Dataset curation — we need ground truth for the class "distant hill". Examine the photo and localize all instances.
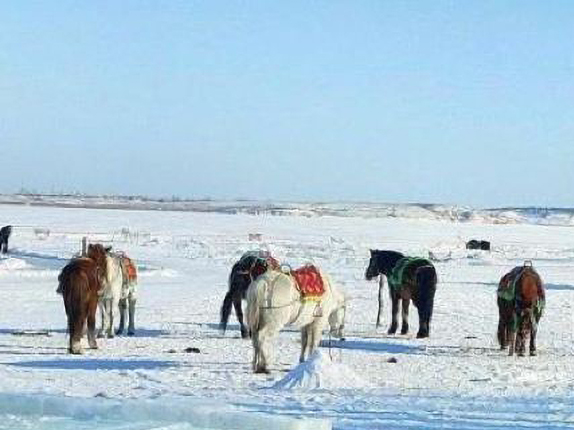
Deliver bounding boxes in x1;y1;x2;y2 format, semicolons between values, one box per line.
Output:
0;193;572;226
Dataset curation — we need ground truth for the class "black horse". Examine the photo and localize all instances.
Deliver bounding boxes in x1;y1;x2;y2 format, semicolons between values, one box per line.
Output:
466;240;491;251
365;249;437;338
220;252;279;338
0;225;12;254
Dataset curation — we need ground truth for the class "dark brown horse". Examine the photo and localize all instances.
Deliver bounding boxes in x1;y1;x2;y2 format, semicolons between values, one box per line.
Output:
365;250;437;338
58;244;107;354
497;263;545;357
220;251;280;338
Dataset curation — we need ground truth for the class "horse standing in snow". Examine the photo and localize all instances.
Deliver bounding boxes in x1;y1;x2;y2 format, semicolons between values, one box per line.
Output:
114;253;138;336
246;265;345;373
97;246;125;338
57;244;106;354
220;251;280;338
497;262;545;356
365;249;437;338
0;225;12;254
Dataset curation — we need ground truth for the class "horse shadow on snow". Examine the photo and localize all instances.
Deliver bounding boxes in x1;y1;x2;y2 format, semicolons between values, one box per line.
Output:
8;358;177;371
320;338;423;355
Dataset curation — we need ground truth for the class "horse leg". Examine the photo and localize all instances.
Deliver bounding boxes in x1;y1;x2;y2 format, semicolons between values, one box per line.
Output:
251;329;260;372
70;311;85;355
530;321;537;356
388;296;399;335
116;298;127;336
127;296;137;336
87;299;99;349
400;299;410;335
300;326;310;363
508;325;516;356
497;304;508;349
516;329;526;357
255;325;277;374
376;276;384;328
233;295;249;339
309;320;324;356
98;302;106;338
100;299;115;338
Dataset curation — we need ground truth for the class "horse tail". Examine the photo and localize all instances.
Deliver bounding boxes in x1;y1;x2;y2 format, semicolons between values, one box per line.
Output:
220;290;234;332
416;265;437;331
246;277;264;333
61;269;87;339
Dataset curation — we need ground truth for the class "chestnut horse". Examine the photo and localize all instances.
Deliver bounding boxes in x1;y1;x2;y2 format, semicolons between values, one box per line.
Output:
220;251;280;338
365;250;437;338
497;263;545;356
58;244;107;354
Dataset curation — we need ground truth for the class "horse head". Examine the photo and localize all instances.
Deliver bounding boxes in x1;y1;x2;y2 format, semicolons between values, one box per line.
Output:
87;243;108;280
365;249;381;280
365;249;405;280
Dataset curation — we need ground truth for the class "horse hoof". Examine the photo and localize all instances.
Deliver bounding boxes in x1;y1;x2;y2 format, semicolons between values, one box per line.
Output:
97;333;104;339
254;368;270;374
530;351;537;356
107;334;115;339
416;332;429;339
89;343;98;350
127;331;135;336
400;329;409;335
115;330;123;336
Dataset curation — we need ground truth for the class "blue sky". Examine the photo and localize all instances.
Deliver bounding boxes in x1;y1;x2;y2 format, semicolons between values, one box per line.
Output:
1;1;573;206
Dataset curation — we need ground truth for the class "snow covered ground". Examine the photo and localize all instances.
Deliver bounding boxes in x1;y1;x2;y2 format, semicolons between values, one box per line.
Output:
1;203;574;429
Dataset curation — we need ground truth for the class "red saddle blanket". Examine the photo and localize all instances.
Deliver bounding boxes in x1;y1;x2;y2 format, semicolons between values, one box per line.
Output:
292;265;325;298
121;257;138;282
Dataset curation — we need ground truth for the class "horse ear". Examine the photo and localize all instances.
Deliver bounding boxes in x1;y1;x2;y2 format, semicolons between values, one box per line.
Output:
105;246;112;253
370;249;374;255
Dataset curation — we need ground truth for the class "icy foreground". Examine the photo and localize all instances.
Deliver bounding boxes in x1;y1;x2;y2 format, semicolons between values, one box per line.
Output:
1;203;574;429
0;393;330;430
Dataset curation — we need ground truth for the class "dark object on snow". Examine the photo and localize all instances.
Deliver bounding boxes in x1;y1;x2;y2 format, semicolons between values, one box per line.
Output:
365;250;437;339
497;262;545;357
466;240;491;251
0;225;12;254
184;347;201;353
387;357;398;363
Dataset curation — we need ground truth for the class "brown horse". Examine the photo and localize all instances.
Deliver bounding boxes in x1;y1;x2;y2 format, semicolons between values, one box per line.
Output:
58;244;108;354
497;263;545;357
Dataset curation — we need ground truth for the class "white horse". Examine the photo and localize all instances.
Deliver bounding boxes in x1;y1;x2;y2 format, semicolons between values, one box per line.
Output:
246;269;345;373
98;253;124;338
116;255;138;336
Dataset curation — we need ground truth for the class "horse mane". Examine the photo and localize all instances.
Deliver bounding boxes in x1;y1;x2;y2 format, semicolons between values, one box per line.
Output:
372;250;405;274
86;243;108;281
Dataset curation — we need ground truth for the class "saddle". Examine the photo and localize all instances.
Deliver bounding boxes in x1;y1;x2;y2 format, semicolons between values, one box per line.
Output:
291;265;325;301
497;266;525;302
388;257;433;292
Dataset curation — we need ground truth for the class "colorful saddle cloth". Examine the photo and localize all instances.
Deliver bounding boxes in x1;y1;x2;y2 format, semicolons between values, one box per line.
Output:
497;266;524;302
388;257;433;292
292;265;325;301
498;265;546;330
498;266;545;308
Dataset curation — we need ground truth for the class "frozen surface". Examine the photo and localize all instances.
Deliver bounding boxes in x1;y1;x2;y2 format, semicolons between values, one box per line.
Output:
0;393;330;430
1;203;574;429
